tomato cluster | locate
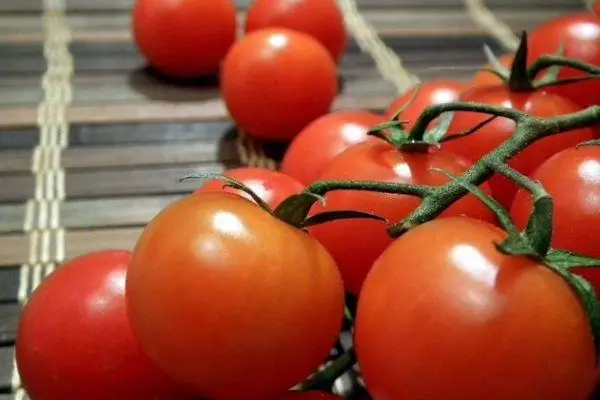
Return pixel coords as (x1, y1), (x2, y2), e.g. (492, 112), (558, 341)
(15, 3), (600, 400)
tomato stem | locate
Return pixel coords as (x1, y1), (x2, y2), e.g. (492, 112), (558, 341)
(299, 349), (356, 391)
(307, 180), (434, 198)
(527, 55), (600, 82)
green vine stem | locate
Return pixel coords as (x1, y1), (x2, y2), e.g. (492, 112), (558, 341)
(527, 55), (600, 81)
(298, 349), (357, 391)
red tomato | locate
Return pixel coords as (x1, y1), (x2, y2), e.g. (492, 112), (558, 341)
(273, 391), (342, 400)
(281, 111), (385, 185)
(126, 193), (344, 399)
(308, 141), (496, 294)
(245, 0), (347, 62)
(528, 13), (600, 108)
(133, 0), (236, 78)
(595, 2), (600, 18)
(472, 53), (514, 87)
(16, 251), (189, 400)
(222, 28), (338, 141)
(444, 85), (594, 208)
(510, 145), (600, 292)
(355, 217), (597, 400)
(384, 80), (466, 128)
(195, 167), (305, 209)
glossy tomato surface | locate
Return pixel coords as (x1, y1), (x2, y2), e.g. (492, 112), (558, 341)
(245, 0), (347, 62)
(281, 111), (385, 185)
(445, 85), (594, 208)
(273, 391), (342, 400)
(528, 13), (600, 108)
(16, 251), (189, 400)
(126, 193), (345, 399)
(384, 80), (466, 127)
(195, 167), (305, 209)
(309, 141), (495, 294)
(222, 28), (338, 141)
(133, 0), (236, 78)
(510, 145), (600, 291)
(355, 217), (597, 400)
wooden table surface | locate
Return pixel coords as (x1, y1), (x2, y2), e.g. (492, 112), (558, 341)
(0, 0), (585, 398)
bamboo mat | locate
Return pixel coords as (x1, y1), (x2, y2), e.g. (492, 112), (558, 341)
(0, 0), (584, 398)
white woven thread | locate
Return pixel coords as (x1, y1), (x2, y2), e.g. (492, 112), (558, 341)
(464, 0), (519, 51)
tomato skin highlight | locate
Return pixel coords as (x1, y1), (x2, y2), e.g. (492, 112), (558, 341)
(384, 80), (466, 127)
(510, 145), (600, 292)
(281, 111), (385, 185)
(222, 28), (338, 141)
(133, 0), (236, 78)
(16, 251), (189, 400)
(308, 141), (496, 295)
(126, 193), (345, 400)
(196, 167), (305, 209)
(445, 85), (594, 208)
(528, 13), (600, 109)
(245, 0), (347, 62)
(355, 217), (598, 400)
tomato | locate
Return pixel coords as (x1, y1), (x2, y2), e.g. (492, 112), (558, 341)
(444, 85), (594, 208)
(308, 141), (496, 294)
(595, 2), (600, 18)
(281, 111), (385, 185)
(195, 167), (305, 209)
(384, 80), (466, 128)
(273, 391), (342, 400)
(222, 28), (338, 142)
(472, 53), (513, 87)
(133, 0), (236, 78)
(528, 13), (600, 108)
(245, 0), (347, 62)
(355, 217), (597, 400)
(510, 145), (600, 292)
(126, 192), (344, 399)
(16, 251), (189, 400)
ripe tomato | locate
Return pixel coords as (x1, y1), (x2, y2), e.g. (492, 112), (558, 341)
(384, 80), (466, 127)
(222, 28), (338, 141)
(595, 2), (600, 18)
(195, 167), (305, 209)
(308, 141), (496, 295)
(133, 0), (236, 78)
(273, 391), (342, 400)
(355, 217), (597, 400)
(510, 145), (600, 292)
(444, 85), (594, 208)
(245, 0), (347, 62)
(281, 111), (385, 185)
(126, 193), (344, 399)
(528, 13), (600, 108)
(16, 251), (189, 400)
(471, 53), (513, 87)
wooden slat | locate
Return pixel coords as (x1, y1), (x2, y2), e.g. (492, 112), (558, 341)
(0, 346), (14, 391)
(0, 304), (20, 346)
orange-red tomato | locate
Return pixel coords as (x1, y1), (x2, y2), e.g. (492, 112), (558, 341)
(510, 145), (600, 293)
(595, 2), (600, 17)
(355, 217), (598, 400)
(384, 80), (466, 127)
(445, 85), (594, 208)
(126, 193), (344, 399)
(16, 251), (190, 400)
(245, 0), (347, 62)
(528, 13), (600, 108)
(195, 167), (305, 209)
(472, 53), (514, 87)
(309, 141), (495, 294)
(222, 28), (338, 141)
(281, 111), (385, 185)
(133, 0), (236, 78)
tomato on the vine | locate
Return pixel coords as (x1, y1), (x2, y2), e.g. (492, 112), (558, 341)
(308, 141), (496, 295)
(444, 85), (594, 208)
(528, 13), (600, 108)
(245, 0), (347, 62)
(355, 217), (597, 400)
(222, 28), (338, 141)
(16, 251), (190, 400)
(472, 53), (513, 87)
(510, 145), (600, 291)
(196, 167), (305, 209)
(133, 0), (236, 78)
(281, 111), (385, 185)
(126, 192), (344, 399)
(384, 80), (466, 127)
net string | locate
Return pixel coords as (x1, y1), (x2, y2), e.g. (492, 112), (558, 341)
(464, 0), (519, 52)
